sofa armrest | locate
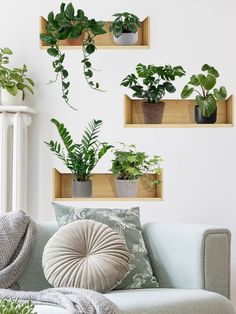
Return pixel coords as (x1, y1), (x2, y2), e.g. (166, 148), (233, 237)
(142, 223), (231, 298)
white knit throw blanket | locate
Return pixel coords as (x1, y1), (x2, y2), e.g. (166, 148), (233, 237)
(0, 210), (36, 289)
(0, 288), (118, 314)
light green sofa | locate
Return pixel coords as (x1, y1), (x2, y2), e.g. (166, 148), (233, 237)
(18, 222), (235, 314)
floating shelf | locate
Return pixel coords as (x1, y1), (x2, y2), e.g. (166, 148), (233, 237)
(40, 17), (150, 49)
(124, 95), (234, 128)
(53, 168), (163, 201)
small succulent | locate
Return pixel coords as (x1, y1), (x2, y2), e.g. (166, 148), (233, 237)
(0, 299), (37, 314)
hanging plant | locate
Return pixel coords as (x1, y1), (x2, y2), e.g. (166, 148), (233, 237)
(40, 2), (106, 109)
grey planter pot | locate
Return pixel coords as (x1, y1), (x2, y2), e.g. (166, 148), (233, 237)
(115, 178), (139, 198)
(72, 180), (92, 198)
(113, 32), (138, 45)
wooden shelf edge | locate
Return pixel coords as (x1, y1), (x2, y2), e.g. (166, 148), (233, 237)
(40, 45), (150, 50)
(125, 124), (234, 128)
(53, 197), (163, 201)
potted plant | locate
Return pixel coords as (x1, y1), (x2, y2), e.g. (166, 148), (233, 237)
(0, 299), (36, 314)
(109, 12), (141, 45)
(40, 2), (106, 109)
(0, 47), (34, 106)
(110, 143), (162, 198)
(181, 64), (227, 124)
(121, 63), (186, 124)
(45, 119), (112, 197)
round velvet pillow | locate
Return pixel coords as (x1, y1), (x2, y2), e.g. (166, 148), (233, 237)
(42, 219), (130, 293)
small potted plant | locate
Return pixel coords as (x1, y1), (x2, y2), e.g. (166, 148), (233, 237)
(121, 63), (185, 124)
(0, 47), (34, 106)
(0, 299), (37, 314)
(181, 64), (227, 124)
(40, 2), (106, 109)
(109, 12), (141, 45)
(45, 119), (112, 198)
(110, 143), (162, 198)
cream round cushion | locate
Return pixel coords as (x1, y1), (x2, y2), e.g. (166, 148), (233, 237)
(42, 219), (130, 292)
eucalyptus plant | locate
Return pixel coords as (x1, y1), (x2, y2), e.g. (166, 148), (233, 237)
(0, 47), (34, 99)
(181, 64), (227, 117)
(121, 63), (185, 103)
(109, 12), (141, 37)
(40, 2), (106, 109)
(0, 299), (36, 314)
(45, 119), (113, 181)
(110, 143), (162, 185)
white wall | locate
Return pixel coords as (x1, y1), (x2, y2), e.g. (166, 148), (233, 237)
(1, 0), (236, 304)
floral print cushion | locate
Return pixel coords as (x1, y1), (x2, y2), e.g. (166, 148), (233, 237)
(52, 203), (159, 290)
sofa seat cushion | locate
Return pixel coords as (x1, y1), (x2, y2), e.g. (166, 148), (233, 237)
(105, 288), (235, 314)
(34, 305), (68, 313)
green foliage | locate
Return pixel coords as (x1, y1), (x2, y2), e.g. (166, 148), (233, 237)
(109, 12), (141, 38)
(40, 2), (106, 109)
(181, 64), (227, 117)
(45, 119), (113, 181)
(0, 48), (34, 99)
(0, 299), (36, 314)
(121, 63), (185, 103)
(110, 143), (162, 185)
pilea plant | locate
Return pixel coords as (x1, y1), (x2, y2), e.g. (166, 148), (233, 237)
(181, 64), (227, 118)
(0, 299), (36, 314)
(0, 47), (34, 99)
(109, 12), (141, 37)
(40, 2), (106, 109)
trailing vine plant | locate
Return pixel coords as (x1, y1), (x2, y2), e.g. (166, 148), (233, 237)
(40, 2), (106, 109)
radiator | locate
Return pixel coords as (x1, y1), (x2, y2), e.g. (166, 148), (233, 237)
(0, 106), (36, 213)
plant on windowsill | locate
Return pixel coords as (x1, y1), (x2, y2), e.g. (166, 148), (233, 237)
(45, 119), (113, 198)
(0, 47), (34, 106)
(110, 143), (162, 198)
(121, 63), (186, 124)
(109, 12), (141, 45)
(181, 64), (227, 124)
(0, 299), (37, 314)
(40, 2), (106, 110)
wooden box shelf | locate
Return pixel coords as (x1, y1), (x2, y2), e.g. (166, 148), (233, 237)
(53, 169), (163, 201)
(124, 95), (234, 128)
(40, 17), (150, 49)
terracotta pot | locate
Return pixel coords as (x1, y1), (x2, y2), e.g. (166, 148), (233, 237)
(195, 105), (217, 124)
(142, 102), (165, 124)
(115, 178), (139, 198)
(60, 33), (85, 46)
(72, 180), (92, 198)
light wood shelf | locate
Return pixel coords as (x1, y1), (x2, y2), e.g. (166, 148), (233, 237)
(124, 95), (234, 128)
(40, 17), (150, 49)
(53, 168), (163, 201)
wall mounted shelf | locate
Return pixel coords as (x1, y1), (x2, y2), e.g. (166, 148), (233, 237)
(124, 95), (234, 128)
(53, 168), (163, 201)
(40, 17), (150, 49)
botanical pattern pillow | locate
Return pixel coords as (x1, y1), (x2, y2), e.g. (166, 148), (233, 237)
(52, 203), (159, 290)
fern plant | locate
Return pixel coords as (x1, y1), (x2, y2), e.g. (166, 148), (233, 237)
(45, 119), (113, 181)
(0, 299), (36, 314)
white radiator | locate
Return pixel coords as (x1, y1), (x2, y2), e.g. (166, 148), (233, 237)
(0, 106), (36, 213)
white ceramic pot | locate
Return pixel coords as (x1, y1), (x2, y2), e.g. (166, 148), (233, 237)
(1, 89), (23, 106)
(72, 180), (92, 198)
(113, 32), (138, 45)
(115, 178), (139, 197)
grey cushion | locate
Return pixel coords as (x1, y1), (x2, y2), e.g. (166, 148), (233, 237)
(42, 220), (130, 293)
(52, 203), (159, 289)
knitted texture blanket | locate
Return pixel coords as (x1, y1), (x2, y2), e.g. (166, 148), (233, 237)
(0, 288), (118, 314)
(0, 210), (36, 289)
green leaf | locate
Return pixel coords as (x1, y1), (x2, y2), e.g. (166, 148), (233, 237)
(163, 82), (176, 93)
(181, 85), (194, 99)
(2, 47), (12, 55)
(202, 64), (219, 77)
(5, 84), (18, 96)
(47, 47), (58, 57)
(65, 2), (74, 17)
(189, 75), (199, 86)
(26, 78), (34, 86)
(48, 11), (54, 23)
(196, 94), (217, 117)
(198, 73), (216, 90)
(214, 86), (227, 100)
(85, 69), (93, 78)
(85, 44), (96, 54)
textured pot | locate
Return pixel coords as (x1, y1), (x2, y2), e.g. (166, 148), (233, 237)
(115, 178), (139, 198)
(195, 105), (217, 124)
(142, 102), (165, 124)
(72, 180), (92, 198)
(113, 32), (138, 45)
(1, 89), (23, 106)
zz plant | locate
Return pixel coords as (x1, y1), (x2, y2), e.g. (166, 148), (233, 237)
(181, 64), (227, 118)
(109, 12), (141, 37)
(121, 63), (185, 103)
(45, 119), (112, 182)
(40, 2), (106, 109)
(0, 299), (36, 314)
(0, 47), (34, 99)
